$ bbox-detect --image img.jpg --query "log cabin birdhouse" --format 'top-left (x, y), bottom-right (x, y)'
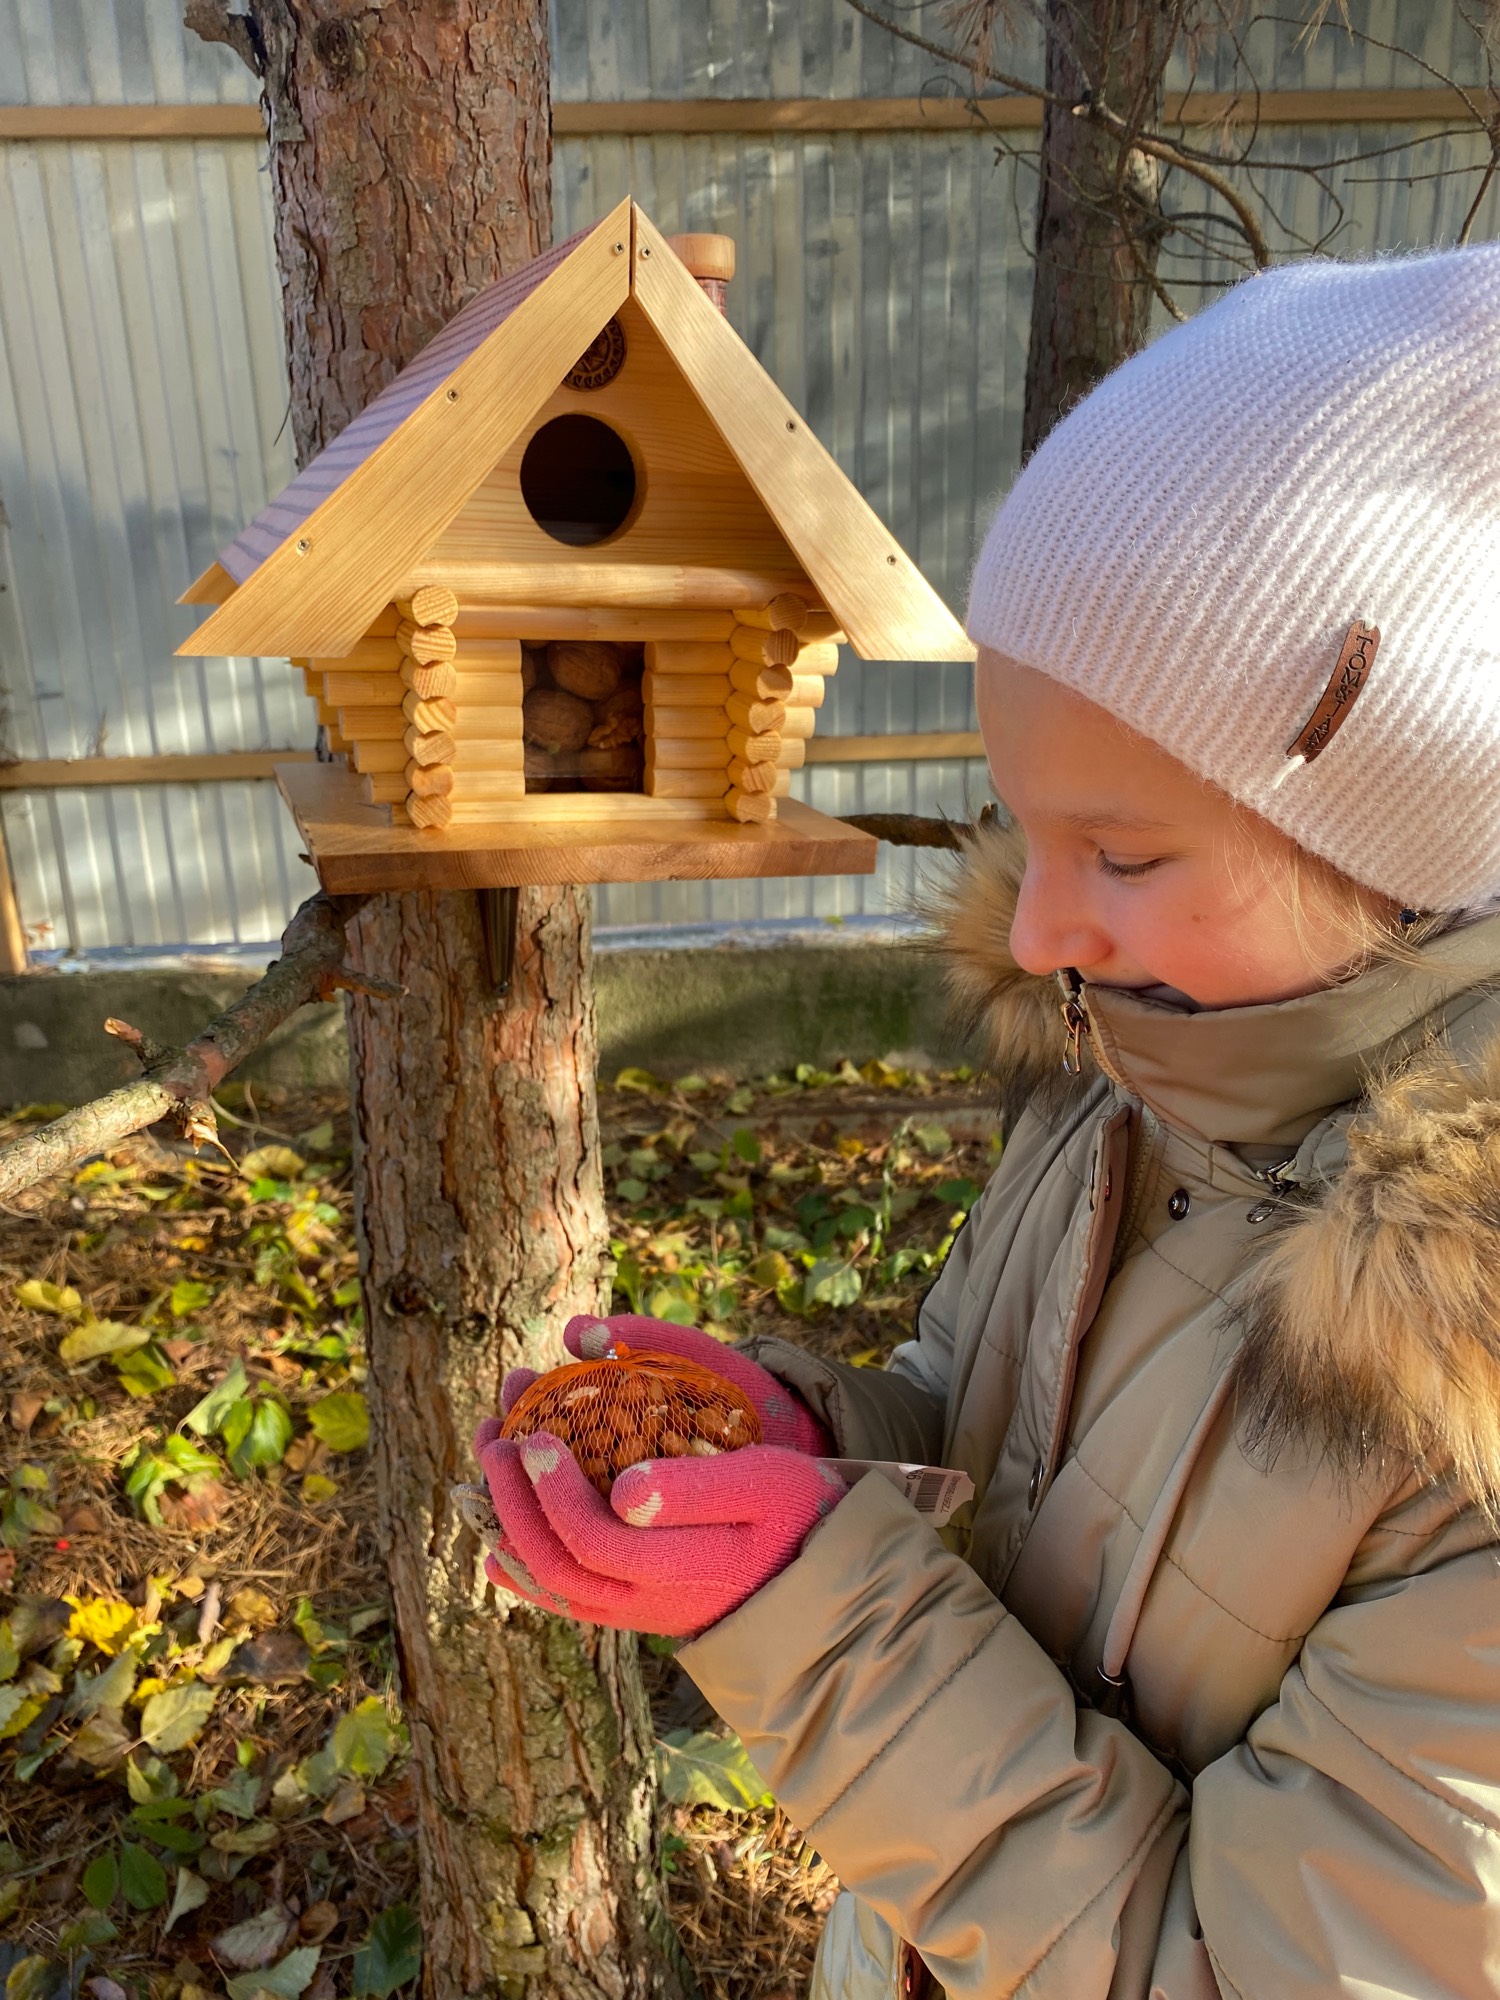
top-left (178, 200), bottom-right (973, 892)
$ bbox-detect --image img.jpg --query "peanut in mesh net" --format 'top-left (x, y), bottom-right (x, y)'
top-left (499, 1340), bottom-right (762, 1493)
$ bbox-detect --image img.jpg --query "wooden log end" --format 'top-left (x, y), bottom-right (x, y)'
top-left (398, 585), bottom-right (460, 629)
top-left (727, 756), bottom-right (779, 794)
top-left (767, 592), bottom-right (810, 635)
top-left (400, 658), bottom-right (458, 699)
top-left (397, 619), bottom-right (458, 665)
top-left (406, 790), bottom-right (454, 830)
top-left (726, 786), bottom-right (774, 823)
top-left (404, 725), bottom-right (457, 767)
top-left (401, 691), bottom-right (459, 733)
top-left (761, 627), bottom-right (801, 667)
top-left (726, 726), bottom-right (783, 765)
top-left (406, 761), bottom-right (456, 798)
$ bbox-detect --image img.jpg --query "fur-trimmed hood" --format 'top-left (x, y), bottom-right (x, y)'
top-left (930, 818), bottom-right (1500, 1518)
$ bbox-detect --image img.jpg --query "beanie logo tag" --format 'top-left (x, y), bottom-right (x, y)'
top-left (1270, 620), bottom-right (1380, 792)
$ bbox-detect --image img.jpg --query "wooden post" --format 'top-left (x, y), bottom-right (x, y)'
top-left (0, 817), bottom-right (28, 974)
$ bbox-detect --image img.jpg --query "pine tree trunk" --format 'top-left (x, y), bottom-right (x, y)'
top-left (1022, 0), bottom-right (1175, 457)
top-left (184, 3), bottom-right (680, 1993)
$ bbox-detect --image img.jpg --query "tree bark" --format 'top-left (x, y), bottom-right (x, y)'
top-left (1022, 0), bottom-right (1177, 457)
top-left (346, 889), bottom-right (678, 1998)
top-left (184, 3), bottom-right (680, 1993)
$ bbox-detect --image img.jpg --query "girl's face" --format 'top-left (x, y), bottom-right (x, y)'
top-left (976, 651), bottom-right (1396, 1008)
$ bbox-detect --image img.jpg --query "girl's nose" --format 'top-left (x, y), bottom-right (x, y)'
top-left (1008, 863), bottom-right (1109, 978)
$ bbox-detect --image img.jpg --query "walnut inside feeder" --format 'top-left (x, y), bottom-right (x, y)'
top-left (499, 1342), bottom-right (761, 1493)
top-left (522, 638), bottom-right (645, 794)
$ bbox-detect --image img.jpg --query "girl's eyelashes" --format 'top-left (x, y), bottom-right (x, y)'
top-left (1097, 852), bottom-right (1166, 881)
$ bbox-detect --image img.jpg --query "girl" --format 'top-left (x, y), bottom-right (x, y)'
top-left (476, 241), bottom-right (1500, 1997)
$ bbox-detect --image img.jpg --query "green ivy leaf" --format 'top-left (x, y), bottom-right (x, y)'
top-left (169, 1279), bottom-right (214, 1318)
top-left (353, 1903), bottom-right (422, 1998)
top-left (306, 1391), bottom-right (370, 1455)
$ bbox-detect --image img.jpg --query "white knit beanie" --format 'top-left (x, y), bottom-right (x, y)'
top-left (966, 243), bottom-right (1500, 911)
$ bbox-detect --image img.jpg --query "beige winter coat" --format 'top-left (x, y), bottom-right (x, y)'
top-left (679, 827), bottom-right (1500, 1999)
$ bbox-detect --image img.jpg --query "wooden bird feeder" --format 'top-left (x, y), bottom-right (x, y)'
top-left (178, 200), bottom-right (973, 893)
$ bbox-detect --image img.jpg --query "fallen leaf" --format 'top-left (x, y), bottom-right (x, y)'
top-left (70, 1708), bottom-right (134, 1770)
top-left (223, 1632), bottom-right (310, 1686)
top-left (15, 1281), bottom-right (83, 1319)
top-left (140, 1680), bottom-right (217, 1752)
top-left (8, 1393), bottom-right (44, 1435)
top-left (306, 1392), bottom-right (370, 1455)
top-left (66, 1596), bottom-right (136, 1655)
top-left (163, 1867), bottom-right (211, 1935)
top-left (227, 1587), bottom-right (278, 1630)
top-left (215, 1907), bottom-right (295, 1970)
top-left (58, 1319), bottom-right (151, 1366)
top-left (162, 1338), bottom-right (202, 1367)
top-left (225, 1947), bottom-right (320, 2000)
top-left (298, 1902), bottom-right (340, 1946)
top-left (60, 1502), bottom-right (103, 1535)
top-left (300, 1475), bottom-right (339, 1505)
top-left (320, 1779), bottom-right (365, 1826)
top-left (158, 1479), bottom-right (228, 1531)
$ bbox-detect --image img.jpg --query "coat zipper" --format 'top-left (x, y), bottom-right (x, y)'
top-left (1054, 968), bottom-right (1158, 1262)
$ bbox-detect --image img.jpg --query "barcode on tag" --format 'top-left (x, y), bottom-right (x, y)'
top-left (818, 1458), bottom-right (975, 1528)
top-left (909, 1468), bottom-right (950, 1515)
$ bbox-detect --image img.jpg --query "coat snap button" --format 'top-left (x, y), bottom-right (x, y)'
top-left (1247, 1200), bottom-right (1276, 1223)
top-left (1167, 1187), bottom-right (1190, 1220)
top-left (1027, 1457), bottom-right (1045, 1509)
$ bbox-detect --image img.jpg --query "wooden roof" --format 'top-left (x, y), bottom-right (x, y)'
top-left (179, 199), bottom-right (972, 665)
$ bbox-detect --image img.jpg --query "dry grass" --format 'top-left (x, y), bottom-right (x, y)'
top-left (0, 1062), bottom-right (998, 1998)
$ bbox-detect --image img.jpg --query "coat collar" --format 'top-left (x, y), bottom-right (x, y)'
top-left (1077, 927), bottom-right (1500, 1149)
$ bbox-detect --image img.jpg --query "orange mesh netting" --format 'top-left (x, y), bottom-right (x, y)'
top-left (499, 1341), bottom-right (762, 1493)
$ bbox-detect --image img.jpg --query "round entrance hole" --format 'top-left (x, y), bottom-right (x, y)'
top-left (520, 414), bottom-right (638, 547)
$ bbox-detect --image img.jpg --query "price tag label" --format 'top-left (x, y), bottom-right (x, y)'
top-left (819, 1458), bottom-right (975, 1527)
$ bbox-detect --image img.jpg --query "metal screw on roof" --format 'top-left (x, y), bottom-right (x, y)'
top-left (640, 245), bottom-right (652, 257)
top-left (612, 241), bottom-right (625, 254)
top-left (786, 420), bottom-right (796, 432)
top-left (446, 388), bottom-right (459, 402)
top-left (887, 554), bottom-right (898, 565)
top-left (295, 538), bottom-right (311, 555)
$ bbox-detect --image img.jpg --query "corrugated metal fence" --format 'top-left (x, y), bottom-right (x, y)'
top-left (2, 0), bottom-right (1496, 948)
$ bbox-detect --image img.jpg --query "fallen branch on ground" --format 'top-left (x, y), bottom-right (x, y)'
top-left (0, 891), bottom-right (394, 1202)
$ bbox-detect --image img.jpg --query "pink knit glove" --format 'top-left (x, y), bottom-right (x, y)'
top-left (470, 1424), bottom-right (846, 1636)
top-left (499, 1314), bottom-right (832, 1454)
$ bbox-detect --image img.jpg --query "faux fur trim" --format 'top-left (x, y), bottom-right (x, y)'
top-left (924, 817), bottom-right (1091, 1119)
top-left (1234, 1036), bottom-right (1500, 1521)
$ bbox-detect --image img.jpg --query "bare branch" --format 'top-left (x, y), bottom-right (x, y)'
top-left (0, 889), bottom-right (389, 1202)
top-left (182, 0), bottom-right (260, 75)
top-left (841, 810), bottom-right (991, 848)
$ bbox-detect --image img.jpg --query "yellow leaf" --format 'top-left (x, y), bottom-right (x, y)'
top-left (228, 1587), bottom-right (278, 1629)
top-left (835, 1135), bottom-right (865, 1159)
top-left (131, 1676), bottom-right (168, 1707)
top-left (301, 1475), bottom-right (339, 1505)
top-left (66, 1597), bottom-right (138, 1656)
top-left (58, 1319), bottom-right (151, 1366)
top-left (15, 1280), bottom-right (83, 1320)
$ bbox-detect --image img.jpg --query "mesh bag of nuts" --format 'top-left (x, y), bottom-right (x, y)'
top-left (499, 1340), bottom-right (762, 1493)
